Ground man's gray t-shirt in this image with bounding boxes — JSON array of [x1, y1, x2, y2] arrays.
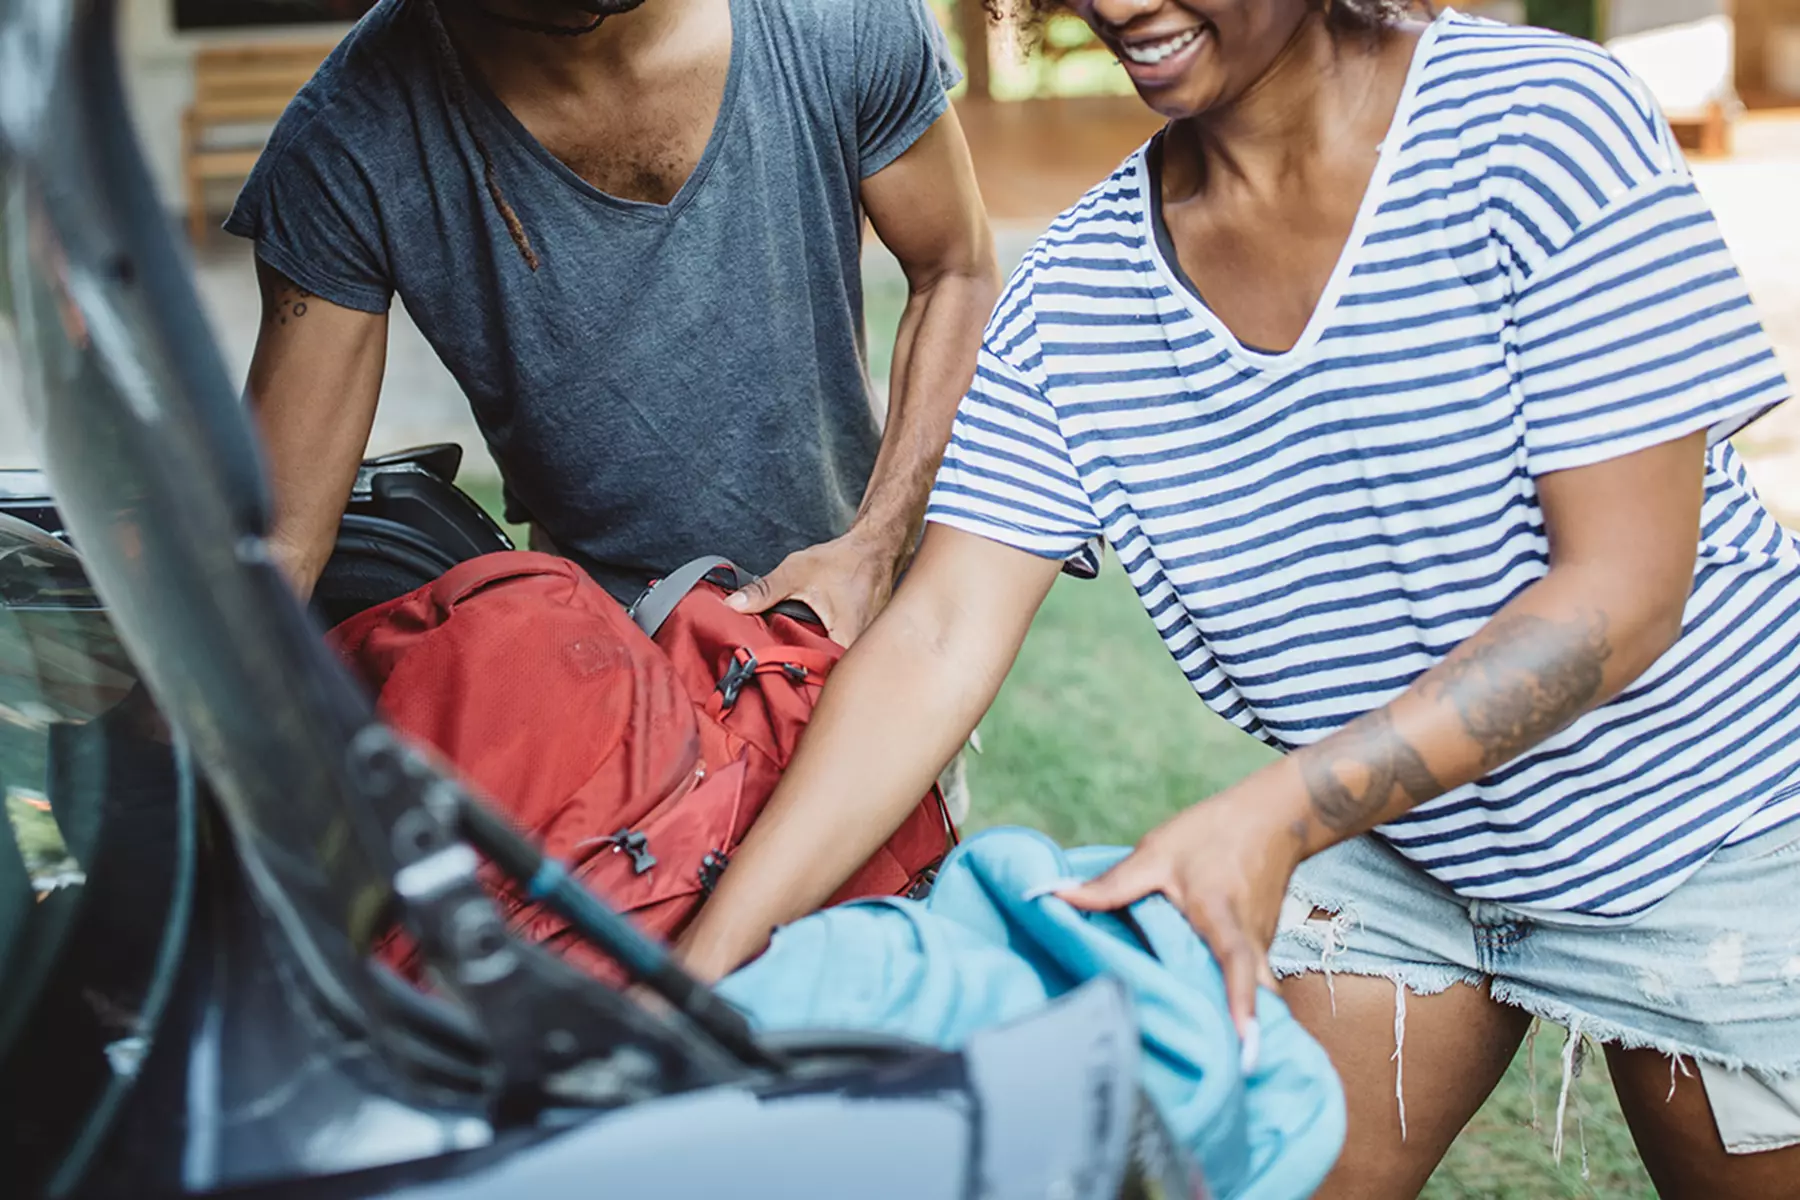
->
[[227, 0, 958, 598]]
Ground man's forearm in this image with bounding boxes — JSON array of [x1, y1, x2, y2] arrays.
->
[[851, 267, 999, 566], [244, 260, 388, 601]]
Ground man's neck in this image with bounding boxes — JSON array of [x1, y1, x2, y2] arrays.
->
[[450, 0, 696, 82]]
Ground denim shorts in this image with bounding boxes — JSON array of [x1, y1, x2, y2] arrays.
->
[[1269, 819, 1800, 1155]]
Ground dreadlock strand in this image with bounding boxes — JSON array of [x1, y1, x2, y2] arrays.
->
[[417, 0, 542, 270], [483, 155, 542, 270]]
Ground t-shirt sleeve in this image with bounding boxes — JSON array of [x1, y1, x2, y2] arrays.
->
[[853, 0, 961, 178], [1512, 176, 1789, 476], [223, 110, 394, 315], [1504, 179, 1785, 478], [1492, 46, 1789, 475], [926, 279, 1103, 563]]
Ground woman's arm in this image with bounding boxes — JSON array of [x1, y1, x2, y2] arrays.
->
[[1063, 431, 1710, 1036], [1288, 428, 1706, 852], [678, 524, 1064, 982]]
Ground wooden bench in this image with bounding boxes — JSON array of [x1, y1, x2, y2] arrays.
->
[[181, 41, 337, 247]]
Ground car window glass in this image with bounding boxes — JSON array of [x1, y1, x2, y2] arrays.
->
[[0, 513, 192, 1193]]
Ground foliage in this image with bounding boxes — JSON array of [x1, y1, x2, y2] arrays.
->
[[1525, 0, 1598, 40]]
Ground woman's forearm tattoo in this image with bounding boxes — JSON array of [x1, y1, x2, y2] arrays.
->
[[1426, 609, 1612, 771], [1298, 608, 1613, 835], [1300, 709, 1443, 834]]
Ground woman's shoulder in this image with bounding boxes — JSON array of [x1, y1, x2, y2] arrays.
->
[[1417, 13, 1681, 179], [1013, 150, 1156, 283]]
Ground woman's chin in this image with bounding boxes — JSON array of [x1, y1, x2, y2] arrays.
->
[[1132, 81, 1219, 122]]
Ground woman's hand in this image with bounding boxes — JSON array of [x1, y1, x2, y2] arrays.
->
[[1058, 769, 1311, 1049]]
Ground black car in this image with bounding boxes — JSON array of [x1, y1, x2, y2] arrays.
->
[[0, 1, 1201, 1197]]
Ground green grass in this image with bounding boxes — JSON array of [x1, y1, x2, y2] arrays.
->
[[962, 561, 1277, 845]]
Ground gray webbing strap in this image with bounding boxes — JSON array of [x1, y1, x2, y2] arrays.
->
[[629, 555, 745, 639]]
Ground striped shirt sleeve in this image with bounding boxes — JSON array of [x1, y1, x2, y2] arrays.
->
[[925, 297, 1102, 561], [1512, 173, 1790, 475]]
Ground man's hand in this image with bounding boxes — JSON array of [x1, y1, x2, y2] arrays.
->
[[724, 526, 903, 646]]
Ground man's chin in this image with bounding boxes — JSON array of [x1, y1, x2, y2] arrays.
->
[[563, 0, 651, 16]]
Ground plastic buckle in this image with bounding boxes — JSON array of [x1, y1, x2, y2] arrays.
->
[[586, 827, 657, 876], [716, 649, 758, 710], [906, 862, 941, 901]]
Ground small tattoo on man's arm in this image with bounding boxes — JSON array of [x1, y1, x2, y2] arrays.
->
[[266, 284, 315, 327]]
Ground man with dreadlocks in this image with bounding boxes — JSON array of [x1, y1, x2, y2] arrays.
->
[[228, 0, 998, 650]]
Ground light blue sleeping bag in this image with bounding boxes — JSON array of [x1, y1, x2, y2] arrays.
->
[[718, 827, 1346, 1200]]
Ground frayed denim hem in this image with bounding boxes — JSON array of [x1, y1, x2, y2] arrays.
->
[[1269, 892, 1800, 1167]]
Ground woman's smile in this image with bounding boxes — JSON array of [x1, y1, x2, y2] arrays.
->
[[1111, 21, 1212, 88]]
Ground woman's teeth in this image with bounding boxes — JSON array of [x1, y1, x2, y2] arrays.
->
[[1120, 28, 1201, 66]]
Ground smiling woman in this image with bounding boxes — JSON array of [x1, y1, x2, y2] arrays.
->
[[986, 0, 1413, 31]]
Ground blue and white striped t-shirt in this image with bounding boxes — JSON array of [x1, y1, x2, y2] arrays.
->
[[926, 12, 1800, 923]]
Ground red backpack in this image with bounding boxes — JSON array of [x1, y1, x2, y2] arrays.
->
[[331, 551, 956, 983]]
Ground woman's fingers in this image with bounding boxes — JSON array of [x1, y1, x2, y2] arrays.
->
[[1053, 849, 1167, 912], [1050, 833, 1274, 1071], [1194, 896, 1264, 1046]]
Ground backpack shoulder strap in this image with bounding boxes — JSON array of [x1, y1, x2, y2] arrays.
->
[[630, 556, 828, 640], [629, 556, 746, 639]]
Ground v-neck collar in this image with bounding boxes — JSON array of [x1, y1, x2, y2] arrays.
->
[[463, 0, 745, 223], [1142, 11, 1446, 370]]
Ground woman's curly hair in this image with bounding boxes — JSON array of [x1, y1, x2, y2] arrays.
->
[[984, 1, 1417, 30]]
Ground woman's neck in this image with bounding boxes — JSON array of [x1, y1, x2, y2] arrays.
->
[[1162, 15, 1405, 202]]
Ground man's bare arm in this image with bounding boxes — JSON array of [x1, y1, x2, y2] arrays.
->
[[244, 259, 388, 597], [855, 107, 1000, 566], [728, 108, 999, 641]]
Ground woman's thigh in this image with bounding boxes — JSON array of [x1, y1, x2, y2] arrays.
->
[[1276, 821, 1800, 1192], [1272, 835, 1531, 1196], [1283, 972, 1529, 1199], [1608, 1047, 1800, 1199], [1495, 816, 1800, 1192]]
